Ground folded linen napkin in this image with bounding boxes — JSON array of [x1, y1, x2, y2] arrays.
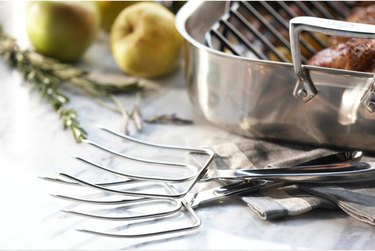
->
[[210, 138, 375, 225]]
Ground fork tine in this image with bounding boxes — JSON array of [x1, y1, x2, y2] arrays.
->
[[75, 201, 201, 238], [98, 126, 207, 153], [61, 198, 182, 221], [39, 176, 137, 187], [63, 209, 178, 221], [39, 176, 81, 185], [47, 127, 217, 238], [73, 156, 196, 183], [97, 126, 217, 160], [50, 194, 146, 204], [84, 139, 196, 169], [76, 225, 197, 238], [59, 173, 185, 199]]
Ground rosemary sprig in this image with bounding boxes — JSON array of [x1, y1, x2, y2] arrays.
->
[[0, 28, 142, 142]]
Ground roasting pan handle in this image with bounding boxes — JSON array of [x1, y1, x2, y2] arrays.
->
[[289, 16, 375, 105]]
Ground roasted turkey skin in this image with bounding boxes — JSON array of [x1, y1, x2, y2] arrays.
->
[[307, 38, 375, 72]]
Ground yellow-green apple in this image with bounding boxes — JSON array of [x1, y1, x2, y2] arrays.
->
[[26, 1, 99, 63], [97, 1, 137, 33], [110, 2, 183, 78]]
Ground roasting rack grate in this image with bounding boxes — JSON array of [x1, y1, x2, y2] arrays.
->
[[205, 1, 356, 63]]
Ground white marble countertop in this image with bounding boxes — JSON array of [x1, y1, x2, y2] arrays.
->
[[1, 2, 375, 249]]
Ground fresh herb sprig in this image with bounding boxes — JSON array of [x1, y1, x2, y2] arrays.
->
[[0, 28, 142, 142]]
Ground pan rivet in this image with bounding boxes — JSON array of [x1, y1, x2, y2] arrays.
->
[[297, 89, 307, 98]]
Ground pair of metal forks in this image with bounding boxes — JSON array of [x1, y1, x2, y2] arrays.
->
[[44, 126, 373, 237]]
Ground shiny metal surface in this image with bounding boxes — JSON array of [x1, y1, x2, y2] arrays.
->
[[45, 125, 370, 238], [203, 161, 375, 183], [60, 125, 216, 199], [176, 1, 375, 151], [49, 179, 270, 238], [290, 16, 375, 103]]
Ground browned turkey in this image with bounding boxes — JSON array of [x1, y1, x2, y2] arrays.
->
[[308, 4, 375, 72]]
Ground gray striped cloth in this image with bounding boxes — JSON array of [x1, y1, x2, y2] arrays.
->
[[210, 139, 375, 225]]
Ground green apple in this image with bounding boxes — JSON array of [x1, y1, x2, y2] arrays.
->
[[110, 2, 183, 78], [97, 1, 137, 33], [26, 1, 99, 63]]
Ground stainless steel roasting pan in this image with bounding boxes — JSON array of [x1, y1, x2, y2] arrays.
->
[[176, 1, 375, 151]]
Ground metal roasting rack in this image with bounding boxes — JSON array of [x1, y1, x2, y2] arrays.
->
[[205, 1, 356, 63], [176, 1, 375, 150]]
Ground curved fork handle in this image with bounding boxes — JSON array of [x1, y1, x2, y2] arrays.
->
[[235, 162, 375, 183], [204, 162, 375, 183]]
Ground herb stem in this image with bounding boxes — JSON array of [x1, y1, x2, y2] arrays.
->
[[0, 27, 142, 142]]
